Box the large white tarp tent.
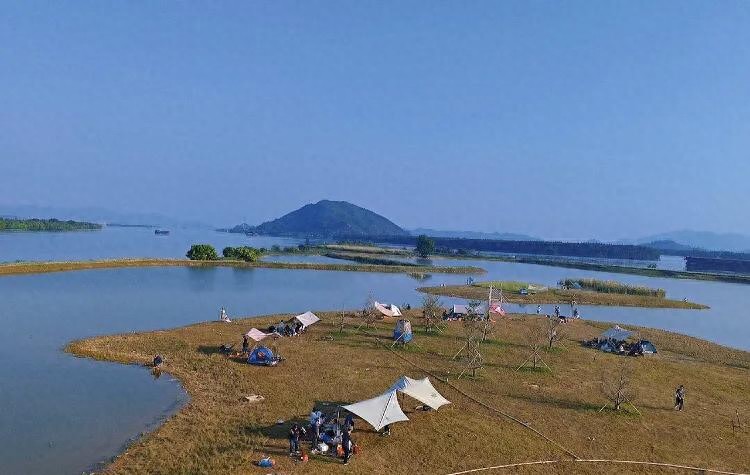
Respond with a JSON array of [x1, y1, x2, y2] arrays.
[[294, 311, 320, 328], [374, 302, 402, 317], [600, 325, 633, 341], [342, 390, 409, 431], [390, 376, 450, 410], [245, 328, 271, 342]]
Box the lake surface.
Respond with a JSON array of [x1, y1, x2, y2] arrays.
[[0, 229, 748, 473]]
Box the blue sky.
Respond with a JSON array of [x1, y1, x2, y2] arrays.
[[1, 1, 749, 240]]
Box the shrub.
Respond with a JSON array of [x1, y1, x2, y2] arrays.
[[186, 244, 219, 261], [222, 246, 262, 262]]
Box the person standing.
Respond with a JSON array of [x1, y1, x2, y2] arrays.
[[311, 415, 321, 450], [554, 305, 560, 318], [242, 335, 249, 354], [344, 413, 354, 432], [288, 424, 301, 455], [536, 305, 542, 315], [674, 385, 686, 411], [342, 427, 352, 465]]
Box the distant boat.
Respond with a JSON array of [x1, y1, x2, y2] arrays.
[[154, 229, 170, 236]]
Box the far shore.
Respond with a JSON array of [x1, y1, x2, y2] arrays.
[[0, 258, 486, 277]]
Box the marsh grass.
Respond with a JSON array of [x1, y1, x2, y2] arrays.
[[68, 310, 749, 474]]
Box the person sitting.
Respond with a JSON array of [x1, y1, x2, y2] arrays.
[[153, 354, 164, 367]]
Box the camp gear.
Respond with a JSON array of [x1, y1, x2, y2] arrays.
[[392, 319, 413, 344], [343, 390, 409, 431], [248, 346, 280, 366], [374, 302, 402, 317], [389, 376, 450, 410]]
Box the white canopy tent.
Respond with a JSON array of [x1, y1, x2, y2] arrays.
[[389, 376, 451, 410], [342, 390, 409, 431], [294, 311, 320, 328], [245, 328, 271, 342], [374, 302, 402, 317]]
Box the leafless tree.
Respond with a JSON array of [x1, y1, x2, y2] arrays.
[[545, 316, 563, 349], [422, 294, 444, 333], [601, 360, 637, 411]]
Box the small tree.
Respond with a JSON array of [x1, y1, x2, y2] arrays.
[[601, 360, 636, 411], [545, 316, 563, 349], [415, 235, 436, 258], [422, 294, 444, 332], [186, 244, 218, 260]]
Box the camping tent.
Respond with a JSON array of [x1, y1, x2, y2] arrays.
[[248, 346, 279, 366], [389, 376, 450, 410], [449, 304, 487, 318], [294, 311, 320, 328], [245, 328, 270, 342], [374, 302, 402, 317], [342, 390, 409, 431], [599, 325, 633, 342], [393, 319, 413, 343]]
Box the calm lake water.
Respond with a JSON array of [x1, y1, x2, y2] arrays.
[[0, 229, 747, 474]]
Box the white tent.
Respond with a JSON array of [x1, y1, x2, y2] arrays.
[[374, 302, 402, 317], [294, 311, 320, 328], [390, 376, 451, 410], [245, 328, 270, 342], [342, 390, 409, 431]]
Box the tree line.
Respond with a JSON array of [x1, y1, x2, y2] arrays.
[[186, 244, 265, 262], [0, 217, 102, 232]]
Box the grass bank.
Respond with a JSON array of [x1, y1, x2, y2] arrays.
[[418, 283, 707, 309], [0, 258, 485, 277], [67, 310, 748, 474]]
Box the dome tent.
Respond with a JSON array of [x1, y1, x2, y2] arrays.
[[248, 346, 279, 366], [393, 319, 413, 344]]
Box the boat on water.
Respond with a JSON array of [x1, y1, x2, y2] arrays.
[[154, 229, 170, 235]]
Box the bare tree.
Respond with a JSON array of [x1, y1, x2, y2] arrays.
[[422, 294, 444, 333], [516, 322, 551, 372], [545, 316, 563, 349], [601, 360, 637, 411]]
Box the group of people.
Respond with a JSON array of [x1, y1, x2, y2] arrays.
[[289, 411, 356, 464], [268, 318, 305, 337], [533, 304, 580, 323]]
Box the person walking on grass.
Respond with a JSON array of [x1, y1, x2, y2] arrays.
[[289, 424, 301, 455], [674, 385, 686, 411], [342, 427, 352, 465]]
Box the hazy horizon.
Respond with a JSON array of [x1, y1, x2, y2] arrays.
[[2, 2, 749, 241]]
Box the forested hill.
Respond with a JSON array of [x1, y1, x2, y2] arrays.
[[229, 200, 408, 238], [0, 217, 102, 232]]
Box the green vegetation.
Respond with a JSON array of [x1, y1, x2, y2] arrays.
[[559, 278, 666, 298], [419, 281, 707, 309], [67, 310, 749, 474], [416, 234, 436, 258], [322, 251, 417, 267], [365, 235, 661, 260], [222, 246, 263, 262], [473, 280, 545, 293], [0, 217, 102, 232], [186, 244, 219, 261]]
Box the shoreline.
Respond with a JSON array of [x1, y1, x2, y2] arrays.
[[66, 310, 750, 474], [0, 258, 485, 277]]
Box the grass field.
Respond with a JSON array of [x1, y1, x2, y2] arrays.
[[68, 310, 747, 474], [418, 283, 708, 309], [0, 258, 485, 277]]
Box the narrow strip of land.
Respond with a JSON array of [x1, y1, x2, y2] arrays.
[[418, 284, 708, 309], [0, 258, 485, 277]]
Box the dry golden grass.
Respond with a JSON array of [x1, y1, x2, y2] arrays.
[[419, 284, 708, 309], [0, 258, 484, 277], [67, 311, 748, 474]]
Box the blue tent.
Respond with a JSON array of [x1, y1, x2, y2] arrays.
[[393, 319, 413, 344], [248, 346, 279, 366]]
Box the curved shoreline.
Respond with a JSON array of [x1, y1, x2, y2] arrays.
[[0, 258, 485, 277], [66, 310, 750, 474]]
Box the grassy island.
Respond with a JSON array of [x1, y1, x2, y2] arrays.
[[67, 310, 749, 474], [418, 281, 707, 309], [0, 258, 485, 277]]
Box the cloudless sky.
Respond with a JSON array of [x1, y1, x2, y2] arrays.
[[1, 1, 749, 240]]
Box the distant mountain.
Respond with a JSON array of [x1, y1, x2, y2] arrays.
[[230, 200, 408, 238], [632, 230, 750, 253], [410, 228, 538, 241], [641, 239, 696, 252]]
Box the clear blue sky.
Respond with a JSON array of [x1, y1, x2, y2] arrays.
[[1, 1, 749, 240]]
